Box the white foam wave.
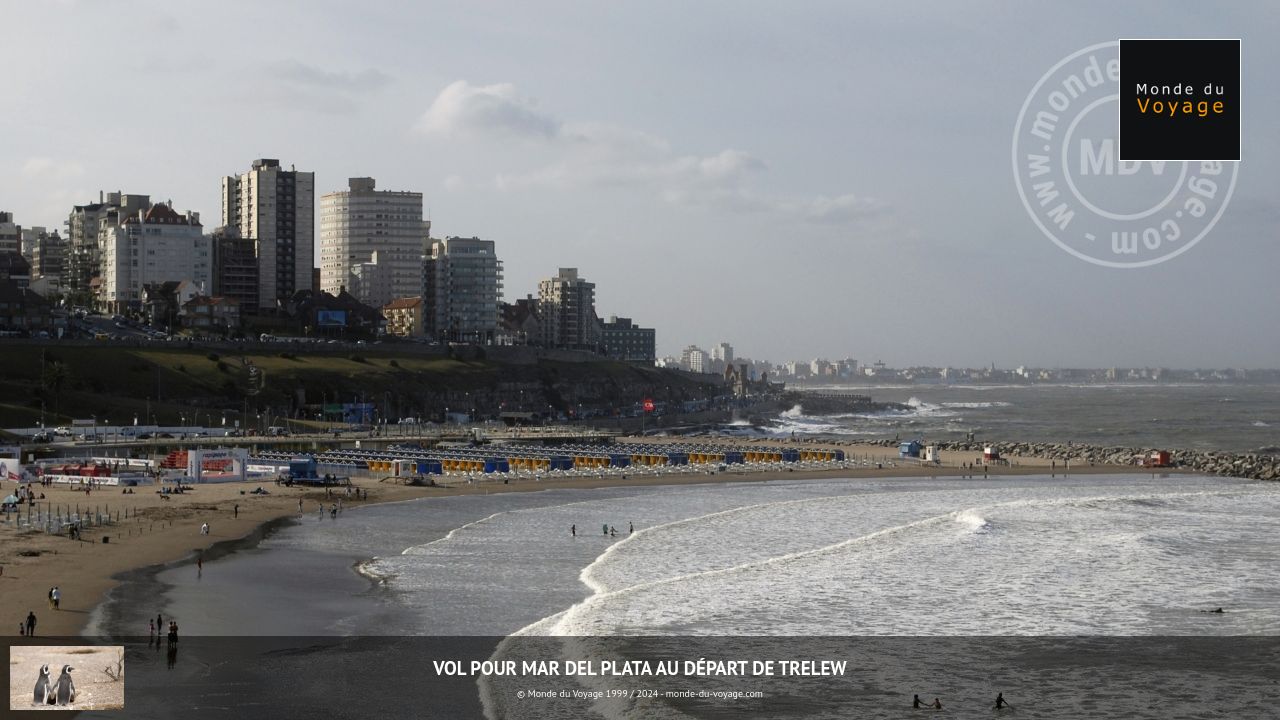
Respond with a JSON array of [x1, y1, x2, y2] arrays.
[[954, 508, 994, 533]]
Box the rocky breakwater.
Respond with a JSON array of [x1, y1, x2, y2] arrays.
[[865, 439, 1280, 481], [782, 391, 907, 416]]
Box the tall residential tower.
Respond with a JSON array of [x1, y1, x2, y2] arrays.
[[221, 159, 314, 312], [319, 177, 427, 309]]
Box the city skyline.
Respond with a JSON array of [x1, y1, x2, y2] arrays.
[[2, 1, 1278, 366]]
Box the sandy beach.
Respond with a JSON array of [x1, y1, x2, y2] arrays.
[[0, 437, 1167, 638]]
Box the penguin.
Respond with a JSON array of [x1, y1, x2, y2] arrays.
[[54, 665, 76, 706], [33, 664, 51, 706]]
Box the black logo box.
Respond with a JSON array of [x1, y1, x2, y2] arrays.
[[1119, 38, 1241, 161]]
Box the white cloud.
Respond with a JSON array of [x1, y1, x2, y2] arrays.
[[417, 80, 560, 139], [421, 79, 888, 227]]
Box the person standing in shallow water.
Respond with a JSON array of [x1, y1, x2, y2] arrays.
[[571, 524, 576, 538]]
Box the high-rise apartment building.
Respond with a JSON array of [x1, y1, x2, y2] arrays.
[[210, 226, 260, 311], [221, 159, 314, 312], [537, 267, 598, 350], [423, 236, 503, 343], [319, 177, 426, 309]]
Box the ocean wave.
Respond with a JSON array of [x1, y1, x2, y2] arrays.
[[954, 509, 994, 533]]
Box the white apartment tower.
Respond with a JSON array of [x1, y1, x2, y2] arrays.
[[221, 159, 315, 311], [99, 203, 211, 313], [319, 177, 427, 309]]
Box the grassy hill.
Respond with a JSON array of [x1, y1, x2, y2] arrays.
[[0, 342, 718, 428]]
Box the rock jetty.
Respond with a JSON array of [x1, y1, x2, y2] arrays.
[[865, 439, 1280, 481]]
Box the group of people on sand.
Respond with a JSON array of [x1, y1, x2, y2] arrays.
[[149, 614, 179, 644], [913, 692, 1011, 711]]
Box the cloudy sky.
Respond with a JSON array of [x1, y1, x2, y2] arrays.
[[3, 1, 1277, 367]]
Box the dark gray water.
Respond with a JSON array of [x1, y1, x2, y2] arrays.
[[765, 383, 1280, 452]]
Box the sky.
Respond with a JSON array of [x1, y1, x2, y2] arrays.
[[2, 0, 1277, 368]]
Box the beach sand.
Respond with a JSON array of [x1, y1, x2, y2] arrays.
[[0, 438, 1166, 638]]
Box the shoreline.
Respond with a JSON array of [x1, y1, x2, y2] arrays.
[[2, 438, 1193, 639]]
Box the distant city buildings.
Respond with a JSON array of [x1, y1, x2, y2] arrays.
[[538, 267, 598, 350], [99, 203, 211, 314], [423, 236, 502, 343], [600, 316, 656, 362], [320, 177, 426, 309], [221, 159, 314, 312], [22, 226, 65, 295], [5, 157, 656, 353], [0, 211, 19, 254], [710, 342, 734, 364]]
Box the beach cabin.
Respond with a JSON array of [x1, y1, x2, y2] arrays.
[[983, 446, 1000, 462], [1148, 450, 1171, 468], [923, 445, 941, 463], [899, 440, 923, 459]]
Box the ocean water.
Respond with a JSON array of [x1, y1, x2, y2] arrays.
[[357, 474, 1280, 638], [752, 383, 1280, 452], [119, 473, 1280, 639], [96, 473, 1280, 719]]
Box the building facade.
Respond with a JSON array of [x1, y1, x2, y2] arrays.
[[319, 177, 426, 309], [382, 296, 425, 338], [221, 159, 314, 312], [600, 316, 656, 362], [0, 212, 19, 254], [423, 236, 502, 343], [537, 267, 598, 350], [210, 226, 260, 312], [66, 192, 152, 297], [99, 204, 211, 313]]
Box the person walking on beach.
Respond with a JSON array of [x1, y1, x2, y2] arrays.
[[51, 587, 60, 610], [200, 522, 209, 535], [298, 499, 303, 514], [234, 504, 239, 518], [25, 611, 36, 637], [47, 587, 54, 609]]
